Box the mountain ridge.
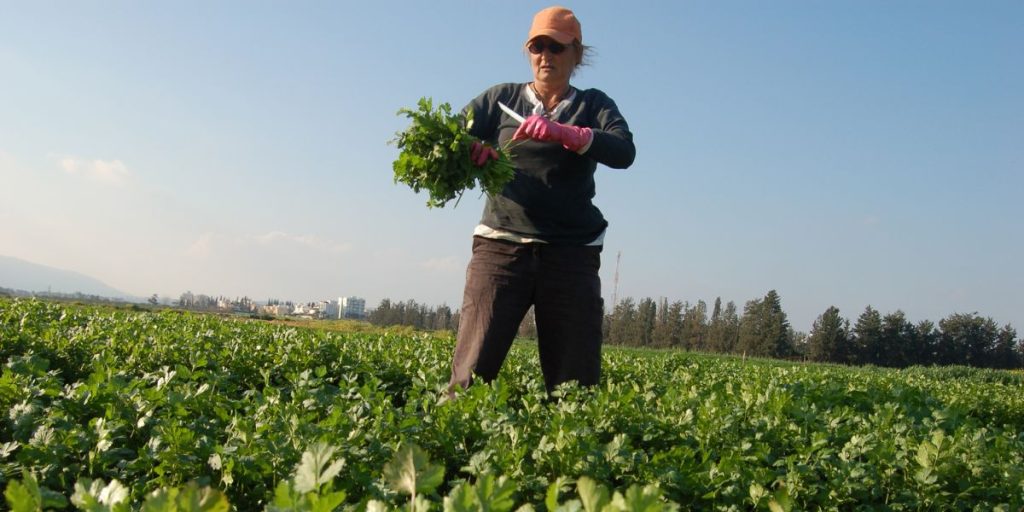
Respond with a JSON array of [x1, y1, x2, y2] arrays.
[[0, 254, 138, 301]]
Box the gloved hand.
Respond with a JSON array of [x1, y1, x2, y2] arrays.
[[470, 141, 499, 167], [512, 115, 593, 153]]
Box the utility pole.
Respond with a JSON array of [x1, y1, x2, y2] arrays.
[[611, 250, 621, 311]]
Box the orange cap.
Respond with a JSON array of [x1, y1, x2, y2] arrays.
[[526, 6, 582, 46]]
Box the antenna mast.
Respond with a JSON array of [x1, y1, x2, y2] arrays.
[[611, 250, 621, 311]]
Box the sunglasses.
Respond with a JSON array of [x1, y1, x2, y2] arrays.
[[527, 40, 568, 55]]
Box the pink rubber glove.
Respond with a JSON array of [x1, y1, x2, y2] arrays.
[[470, 141, 499, 166], [512, 115, 593, 153]]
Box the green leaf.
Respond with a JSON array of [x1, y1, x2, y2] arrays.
[[554, 500, 583, 512], [443, 483, 477, 512], [184, 485, 230, 512], [40, 489, 68, 511], [5, 471, 67, 512], [575, 478, 610, 512], [72, 478, 130, 512], [268, 480, 300, 511], [5, 479, 40, 512], [545, 477, 570, 512], [612, 485, 670, 512], [366, 500, 390, 512], [914, 468, 938, 486], [307, 490, 347, 512], [915, 441, 934, 468], [768, 486, 792, 512], [383, 443, 444, 496], [294, 443, 345, 494], [140, 483, 228, 512], [411, 494, 432, 512], [472, 475, 516, 512], [748, 483, 767, 504]]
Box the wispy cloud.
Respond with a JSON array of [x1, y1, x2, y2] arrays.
[[57, 156, 131, 185]]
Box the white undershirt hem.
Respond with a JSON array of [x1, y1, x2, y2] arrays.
[[474, 224, 605, 246]]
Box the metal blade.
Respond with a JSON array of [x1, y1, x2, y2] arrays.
[[498, 101, 526, 124]]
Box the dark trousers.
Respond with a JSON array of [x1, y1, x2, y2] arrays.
[[449, 236, 604, 394]]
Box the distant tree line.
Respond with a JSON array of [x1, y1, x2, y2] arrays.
[[0, 286, 127, 304], [805, 306, 1020, 369], [368, 299, 458, 332], [364, 291, 1021, 370], [367, 299, 539, 338], [603, 290, 1023, 369]]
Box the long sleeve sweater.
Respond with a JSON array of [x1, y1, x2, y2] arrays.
[[464, 82, 635, 245]]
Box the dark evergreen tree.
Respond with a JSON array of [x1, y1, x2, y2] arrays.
[[668, 300, 685, 347], [762, 290, 792, 357], [737, 298, 764, 356], [719, 300, 741, 354], [915, 320, 939, 365], [607, 297, 638, 346], [992, 324, 1020, 369], [637, 298, 658, 346], [879, 311, 914, 367], [681, 300, 708, 351], [737, 291, 791, 358], [852, 306, 883, 365], [651, 298, 673, 347], [938, 313, 1000, 367], [807, 306, 849, 363], [707, 297, 724, 351]]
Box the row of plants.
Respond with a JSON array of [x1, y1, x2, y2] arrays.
[[2, 299, 1022, 509]]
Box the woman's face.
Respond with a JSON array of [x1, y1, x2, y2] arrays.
[[527, 36, 578, 85]]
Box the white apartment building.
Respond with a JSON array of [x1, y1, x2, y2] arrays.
[[339, 296, 366, 320]]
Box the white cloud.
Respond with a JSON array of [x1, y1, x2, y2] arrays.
[[57, 156, 131, 185]]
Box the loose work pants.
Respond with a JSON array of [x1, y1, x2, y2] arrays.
[[449, 236, 604, 394]]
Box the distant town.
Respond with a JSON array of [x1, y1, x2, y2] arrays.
[[0, 285, 368, 321], [175, 292, 367, 320]]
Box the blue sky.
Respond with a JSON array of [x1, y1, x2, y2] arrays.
[[1, 1, 1021, 332]]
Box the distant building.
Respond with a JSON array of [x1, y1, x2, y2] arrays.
[[340, 296, 366, 320], [316, 301, 330, 319], [261, 304, 293, 317], [325, 300, 340, 319]]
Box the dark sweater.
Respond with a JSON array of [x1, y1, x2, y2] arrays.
[[464, 83, 635, 245]]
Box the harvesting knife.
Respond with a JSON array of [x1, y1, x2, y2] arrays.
[[498, 101, 526, 125]]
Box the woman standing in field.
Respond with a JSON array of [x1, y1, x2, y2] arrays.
[[448, 6, 635, 395]]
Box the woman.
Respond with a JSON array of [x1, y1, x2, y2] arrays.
[[449, 6, 635, 395]]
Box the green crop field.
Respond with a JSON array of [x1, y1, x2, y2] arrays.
[[2, 298, 1022, 511]]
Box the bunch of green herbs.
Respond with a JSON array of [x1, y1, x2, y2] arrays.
[[392, 97, 515, 208]]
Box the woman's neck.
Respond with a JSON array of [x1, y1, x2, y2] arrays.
[[531, 81, 570, 111]]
